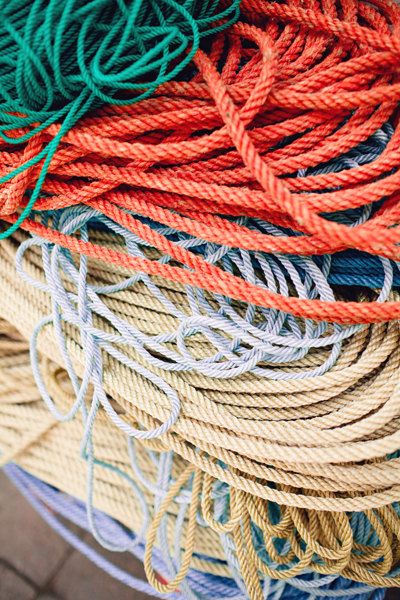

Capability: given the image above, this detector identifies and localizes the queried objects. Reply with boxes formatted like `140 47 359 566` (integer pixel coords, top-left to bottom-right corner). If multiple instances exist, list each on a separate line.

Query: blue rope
328 251 400 289
4 465 388 600
8 117 399 598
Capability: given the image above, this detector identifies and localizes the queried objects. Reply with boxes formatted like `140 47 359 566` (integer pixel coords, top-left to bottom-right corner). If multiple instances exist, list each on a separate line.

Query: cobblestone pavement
1 470 400 600
0 470 152 600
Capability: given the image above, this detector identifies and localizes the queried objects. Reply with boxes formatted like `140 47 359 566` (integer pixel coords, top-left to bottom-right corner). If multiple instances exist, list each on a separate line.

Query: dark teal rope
0 0 240 239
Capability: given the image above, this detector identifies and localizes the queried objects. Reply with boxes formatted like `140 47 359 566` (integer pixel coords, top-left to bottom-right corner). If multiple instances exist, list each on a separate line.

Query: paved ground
1 469 400 600
0 470 152 600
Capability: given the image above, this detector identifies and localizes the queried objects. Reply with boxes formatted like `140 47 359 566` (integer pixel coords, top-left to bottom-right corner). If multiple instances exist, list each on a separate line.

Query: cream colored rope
1 231 400 589
1 234 400 508
2 318 400 588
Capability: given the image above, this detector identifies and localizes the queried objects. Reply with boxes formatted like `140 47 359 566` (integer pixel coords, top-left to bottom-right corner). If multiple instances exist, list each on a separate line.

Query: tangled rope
4 465 388 600
1 0 400 322
0 0 239 239
1 0 400 596
1 313 400 593
2 233 400 592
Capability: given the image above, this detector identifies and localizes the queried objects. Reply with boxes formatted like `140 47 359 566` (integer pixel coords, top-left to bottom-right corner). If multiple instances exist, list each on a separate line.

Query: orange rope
1 0 400 324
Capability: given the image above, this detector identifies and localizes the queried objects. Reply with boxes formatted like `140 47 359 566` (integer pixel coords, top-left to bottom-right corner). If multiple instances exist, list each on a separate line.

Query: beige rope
1 234 400 507
0 332 224 571
1 318 400 587
1 231 400 589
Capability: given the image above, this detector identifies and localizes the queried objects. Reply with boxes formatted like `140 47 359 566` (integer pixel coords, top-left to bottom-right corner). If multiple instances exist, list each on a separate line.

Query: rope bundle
3 231 399 508
1 234 400 592
0 315 399 595
1 0 400 322
3 465 388 600
0 0 239 239
1 0 400 597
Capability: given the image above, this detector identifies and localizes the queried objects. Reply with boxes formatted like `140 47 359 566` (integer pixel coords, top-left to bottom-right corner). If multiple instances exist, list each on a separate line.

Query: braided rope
1 0 400 322
1 235 400 589
1 1 400 595
0 0 240 239
1 232 400 509
3 465 387 600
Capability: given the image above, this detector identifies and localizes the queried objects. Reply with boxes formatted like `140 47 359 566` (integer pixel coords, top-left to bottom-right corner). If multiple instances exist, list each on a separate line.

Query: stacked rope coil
1 0 400 597
0 318 394 598
0 0 240 239
2 465 388 600
1 230 400 593
1 0 400 322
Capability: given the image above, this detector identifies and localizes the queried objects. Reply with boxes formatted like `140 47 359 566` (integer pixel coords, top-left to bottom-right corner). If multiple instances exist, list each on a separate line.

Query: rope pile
1 230 400 592
0 317 395 598
1 0 400 598
2 465 388 600
0 0 239 239
1 0 400 322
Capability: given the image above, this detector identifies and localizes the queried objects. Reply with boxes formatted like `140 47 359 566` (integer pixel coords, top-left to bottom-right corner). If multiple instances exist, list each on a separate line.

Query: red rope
1 0 400 324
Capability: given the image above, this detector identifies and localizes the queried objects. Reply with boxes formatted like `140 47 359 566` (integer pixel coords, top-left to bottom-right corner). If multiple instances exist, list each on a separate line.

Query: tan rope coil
1 316 400 589
1 232 400 590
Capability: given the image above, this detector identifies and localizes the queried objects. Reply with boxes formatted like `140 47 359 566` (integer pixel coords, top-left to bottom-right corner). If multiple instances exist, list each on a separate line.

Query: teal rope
0 0 240 239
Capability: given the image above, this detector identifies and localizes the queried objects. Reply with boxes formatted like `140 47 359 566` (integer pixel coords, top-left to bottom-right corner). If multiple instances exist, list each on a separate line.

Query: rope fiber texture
1 0 400 323
0 318 398 596
2 464 388 600
1 234 400 593
0 0 240 239
1 0 400 596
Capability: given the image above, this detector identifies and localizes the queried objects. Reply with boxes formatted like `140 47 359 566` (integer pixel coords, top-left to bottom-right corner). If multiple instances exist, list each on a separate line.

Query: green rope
0 0 240 238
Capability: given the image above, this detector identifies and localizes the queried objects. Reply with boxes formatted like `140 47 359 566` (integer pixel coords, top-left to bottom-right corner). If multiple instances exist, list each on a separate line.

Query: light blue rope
9 118 399 596
3 465 388 600
13 201 396 585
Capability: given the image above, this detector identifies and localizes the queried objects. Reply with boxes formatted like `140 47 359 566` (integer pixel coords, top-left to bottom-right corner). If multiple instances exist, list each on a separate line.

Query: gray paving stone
0 471 72 587
82 531 148 581
0 471 19 509
52 547 153 600
0 563 36 600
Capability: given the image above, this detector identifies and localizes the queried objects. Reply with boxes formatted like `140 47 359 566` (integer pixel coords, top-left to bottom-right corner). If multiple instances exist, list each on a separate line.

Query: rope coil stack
0 317 393 598
1 0 400 597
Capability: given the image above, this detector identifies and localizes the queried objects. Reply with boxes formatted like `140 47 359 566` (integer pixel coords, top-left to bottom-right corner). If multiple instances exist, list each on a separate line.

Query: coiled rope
1 318 400 592
0 0 239 239
1 0 400 596
1 232 398 509
3 465 388 600
1 0 400 322
2 235 400 591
